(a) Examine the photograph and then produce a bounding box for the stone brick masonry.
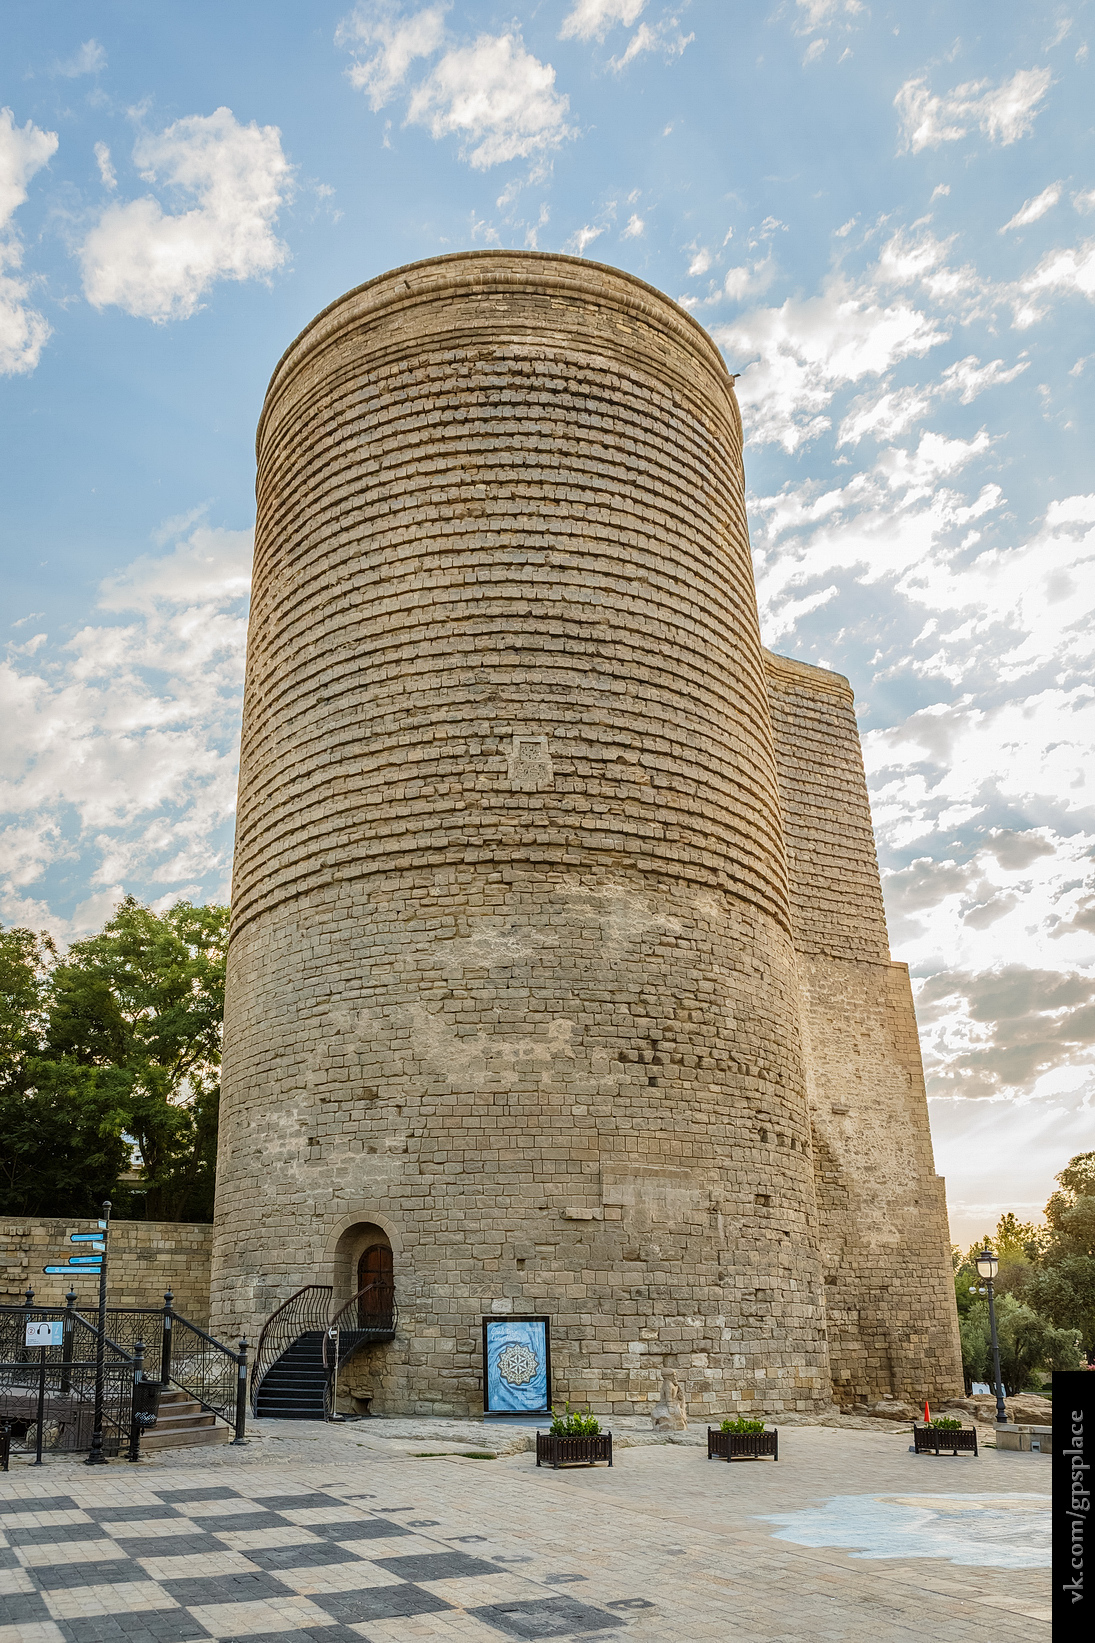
[210,251,963,1417]
[1,1217,212,1326]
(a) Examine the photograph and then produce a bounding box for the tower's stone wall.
[212,252,830,1418]
[763,652,963,1402]
[211,250,961,1418]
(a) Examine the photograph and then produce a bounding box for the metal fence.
[100,1297,247,1442]
[0,1291,247,1462]
[0,1305,143,1463]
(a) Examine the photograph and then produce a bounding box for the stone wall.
[211,250,961,1419]
[763,651,963,1402]
[213,251,830,1419]
[1,1218,213,1327]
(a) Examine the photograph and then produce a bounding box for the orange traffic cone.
[924,1400,931,1424]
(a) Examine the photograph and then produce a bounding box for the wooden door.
[357,1245,393,1327]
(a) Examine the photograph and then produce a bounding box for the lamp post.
[975,1246,1007,1426]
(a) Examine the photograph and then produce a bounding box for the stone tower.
[211,251,961,1418]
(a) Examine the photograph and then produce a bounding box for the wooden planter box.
[912,1423,978,1456]
[536,1431,613,1468]
[707,1427,779,1462]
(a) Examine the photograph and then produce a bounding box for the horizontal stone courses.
[259,261,738,450]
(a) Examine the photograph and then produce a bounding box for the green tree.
[44,897,229,1221]
[1025,1152,1095,1361]
[959,1291,1082,1391]
[0,926,129,1215]
[0,899,228,1222]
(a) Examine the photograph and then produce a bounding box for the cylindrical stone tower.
[212,251,831,1419]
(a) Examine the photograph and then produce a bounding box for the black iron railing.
[0,1302,148,1464]
[97,1294,248,1444]
[251,1285,332,1413]
[321,1280,398,1418]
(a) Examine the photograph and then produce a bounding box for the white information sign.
[25,1320,64,1347]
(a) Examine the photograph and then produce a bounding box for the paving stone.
[84,1511,183,1526]
[9,1526,118,1547]
[0,1590,56,1626]
[468,1597,624,1639]
[371,1553,502,1582]
[151,1490,240,1505]
[239,1543,364,1572]
[312,1584,455,1623]
[303,1519,411,1542]
[34,1564,152,1592]
[157,1573,288,1607]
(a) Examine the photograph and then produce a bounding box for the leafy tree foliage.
[1025,1150,1095,1361]
[1,926,130,1216]
[959,1291,1082,1391]
[0,899,228,1221]
[953,1158,1095,1386]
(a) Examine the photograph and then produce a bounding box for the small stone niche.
[506,734,554,790]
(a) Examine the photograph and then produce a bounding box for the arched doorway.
[355,1241,394,1329]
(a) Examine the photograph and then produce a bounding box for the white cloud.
[0,107,58,376]
[79,108,292,322]
[1022,238,1095,303]
[560,0,645,42]
[1000,182,1062,233]
[0,109,58,238]
[336,2,448,110]
[622,213,644,238]
[340,7,574,169]
[608,17,693,70]
[54,39,106,78]
[1075,188,1095,213]
[0,523,252,937]
[569,223,604,255]
[794,0,862,32]
[837,355,1028,446]
[94,141,117,189]
[406,34,574,168]
[715,260,948,451]
[895,66,1052,154]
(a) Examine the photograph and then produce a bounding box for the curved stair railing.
[251,1285,332,1414]
[321,1280,398,1418]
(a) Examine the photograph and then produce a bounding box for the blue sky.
[2,0,1094,1243]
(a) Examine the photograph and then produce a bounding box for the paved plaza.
[0,1418,1050,1643]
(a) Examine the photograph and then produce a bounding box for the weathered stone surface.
[210,250,963,1418]
[1,1215,212,1325]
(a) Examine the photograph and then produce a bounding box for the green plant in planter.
[720,1416,766,1434]
[925,1415,963,1431]
[549,1403,601,1436]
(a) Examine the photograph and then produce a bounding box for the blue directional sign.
[68,1257,104,1267]
[70,1235,105,1247]
[44,1264,100,1274]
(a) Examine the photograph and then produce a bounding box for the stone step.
[142,1423,231,1450]
[154,1407,217,1429]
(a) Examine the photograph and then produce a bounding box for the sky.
[1,0,1093,1249]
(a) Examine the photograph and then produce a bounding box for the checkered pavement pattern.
[0,1482,653,1642]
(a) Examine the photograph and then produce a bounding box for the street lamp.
[974,1247,1007,1426]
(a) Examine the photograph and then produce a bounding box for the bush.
[926,1416,962,1431]
[549,1404,601,1436]
[720,1416,766,1434]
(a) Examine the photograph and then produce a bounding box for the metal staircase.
[252,1283,397,1421]
[254,1330,328,1420]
